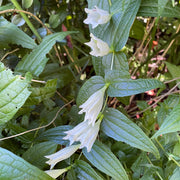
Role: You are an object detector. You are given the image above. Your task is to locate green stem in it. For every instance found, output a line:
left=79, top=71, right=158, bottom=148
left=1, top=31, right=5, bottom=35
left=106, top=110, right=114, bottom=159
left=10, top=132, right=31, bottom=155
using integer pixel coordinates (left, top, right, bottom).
left=11, top=0, right=42, bottom=42
left=110, top=52, right=115, bottom=70
left=155, top=138, right=180, bottom=167
left=108, top=0, right=112, bottom=6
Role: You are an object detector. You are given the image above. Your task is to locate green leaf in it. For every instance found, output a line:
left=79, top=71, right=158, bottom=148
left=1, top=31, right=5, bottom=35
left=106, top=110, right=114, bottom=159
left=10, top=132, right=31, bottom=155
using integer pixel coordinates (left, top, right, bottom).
left=129, top=19, right=145, bottom=40
left=22, top=141, right=58, bottom=169
left=22, top=0, right=33, bottom=9
left=36, top=125, right=72, bottom=145
left=158, top=0, right=169, bottom=16
left=15, top=31, right=75, bottom=76
left=152, top=104, right=180, bottom=138
left=102, top=108, right=160, bottom=159
left=0, top=16, right=36, bottom=49
left=138, top=0, right=180, bottom=18
left=76, top=76, right=105, bottom=106
left=0, top=62, right=31, bottom=125
left=169, top=167, right=180, bottom=180
left=83, top=141, right=129, bottom=180
left=75, top=160, right=104, bottom=180
left=0, top=147, right=54, bottom=180
left=165, top=62, right=180, bottom=88
left=102, top=52, right=130, bottom=76
left=26, top=79, right=57, bottom=105
left=106, top=77, right=164, bottom=97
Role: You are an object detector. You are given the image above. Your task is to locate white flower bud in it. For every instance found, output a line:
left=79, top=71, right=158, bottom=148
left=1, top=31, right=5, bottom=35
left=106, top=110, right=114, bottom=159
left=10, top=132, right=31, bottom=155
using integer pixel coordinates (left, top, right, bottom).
left=85, top=33, right=110, bottom=57
left=84, top=6, right=111, bottom=29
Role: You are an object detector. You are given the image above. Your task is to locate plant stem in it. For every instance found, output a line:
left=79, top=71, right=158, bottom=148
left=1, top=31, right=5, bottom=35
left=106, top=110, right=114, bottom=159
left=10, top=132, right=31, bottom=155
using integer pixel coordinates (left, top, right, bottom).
left=11, top=0, right=42, bottom=42
left=110, top=52, right=115, bottom=70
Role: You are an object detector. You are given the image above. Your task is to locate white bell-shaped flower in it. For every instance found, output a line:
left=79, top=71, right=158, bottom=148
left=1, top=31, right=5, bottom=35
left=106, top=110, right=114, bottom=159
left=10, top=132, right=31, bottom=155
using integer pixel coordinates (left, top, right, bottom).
left=84, top=6, right=111, bottom=29
left=78, top=85, right=107, bottom=126
left=45, top=144, right=80, bottom=169
left=85, top=33, right=110, bottom=57
left=63, top=120, right=101, bottom=152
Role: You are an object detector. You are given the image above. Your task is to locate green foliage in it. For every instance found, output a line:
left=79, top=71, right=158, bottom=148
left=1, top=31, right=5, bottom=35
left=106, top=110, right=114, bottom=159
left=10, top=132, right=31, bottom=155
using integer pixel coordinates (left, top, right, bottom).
left=102, top=108, right=160, bottom=158
left=0, top=16, right=36, bottom=48
left=1, top=0, right=180, bottom=179
left=0, top=62, right=31, bottom=125
left=0, top=147, right=54, bottom=180
left=75, top=160, right=104, bottom=180
left=83, top=141, right=129, bottom=180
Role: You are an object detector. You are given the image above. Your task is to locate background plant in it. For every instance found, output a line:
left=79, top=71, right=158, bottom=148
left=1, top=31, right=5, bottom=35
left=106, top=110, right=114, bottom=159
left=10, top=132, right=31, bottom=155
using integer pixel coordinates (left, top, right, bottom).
left=0, top=0, right=180, bottom=179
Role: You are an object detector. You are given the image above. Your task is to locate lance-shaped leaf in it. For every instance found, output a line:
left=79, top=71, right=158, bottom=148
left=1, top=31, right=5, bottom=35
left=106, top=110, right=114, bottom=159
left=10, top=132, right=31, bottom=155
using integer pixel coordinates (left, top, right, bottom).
left=75, top=160, right=104, bottom=180
left=158, top=0, right=169, bottom=16
left=0, top=147, right=54, bottom=180
left=83, top=141, right=129, bottom=180
left=152, top=104, right=180, bottom=138
left=0, top=62, right=31, bottom=125
left=138, top=0, right=180, bottom=18
left=106, top=76, right=164, bottom=97
left=102, top=108, right=160, bottom=159
left=15, top=31, right=75, bottom=76
left=0, top=16, right=36, bottom=49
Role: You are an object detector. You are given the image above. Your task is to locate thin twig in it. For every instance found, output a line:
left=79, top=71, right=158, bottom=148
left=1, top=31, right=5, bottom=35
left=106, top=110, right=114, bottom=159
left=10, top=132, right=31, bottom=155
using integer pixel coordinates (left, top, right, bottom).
left=0, top=48, right=19, bottom=62
left=130, top=82, right=180, bottom=116
left=0, top=99, right=74, bottom=141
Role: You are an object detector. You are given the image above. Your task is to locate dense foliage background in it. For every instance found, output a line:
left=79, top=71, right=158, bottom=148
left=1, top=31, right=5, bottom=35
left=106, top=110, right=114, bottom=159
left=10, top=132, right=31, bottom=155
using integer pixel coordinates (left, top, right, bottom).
left=1, top=0, right=180, bottom=179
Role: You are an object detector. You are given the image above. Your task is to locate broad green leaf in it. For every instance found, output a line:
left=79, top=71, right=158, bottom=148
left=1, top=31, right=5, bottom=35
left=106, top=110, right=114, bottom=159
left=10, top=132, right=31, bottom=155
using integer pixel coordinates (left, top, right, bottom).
left=0, top=62, right=31, bottom=125
left=75, top=160, right=104, bottom=180
left=169, top=167, right=180, bottom=180
left=22, top=141, right=58, bottom=169
left=76, top=76, right=105, bottom=106
left=15, top=31, right=75, bottom=76
left=36, top=125, right=72, bottom=145
left=102, top=108, right=160, bottom=159
left=165, top=62, right=180, bottom=88
left=106, top=77, right=164, bottom=97
left=158, top=0, right=169, bottom=16
left=22, top=0, right=33, bottom=8
left=0, top=16, right=36, bottom=49
left=93, top=52, right=129, bottom=77
left=103, top=52, right=130, bottom=77
left=0, top=147, right=54, bottom=180
left=26, top=79, right=57, bottom=105
left=138, top=0, right=180, bottom=18
left=83, top=141, right=129, bottom=180
left=152, top=104, right=180, bottom=138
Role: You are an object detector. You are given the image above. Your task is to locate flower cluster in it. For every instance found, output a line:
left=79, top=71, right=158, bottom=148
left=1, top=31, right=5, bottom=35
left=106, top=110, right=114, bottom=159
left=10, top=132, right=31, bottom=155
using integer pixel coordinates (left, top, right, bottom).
left=45, top=5, right=111, bottom=177
left=84, top=6, right=111, bottom=57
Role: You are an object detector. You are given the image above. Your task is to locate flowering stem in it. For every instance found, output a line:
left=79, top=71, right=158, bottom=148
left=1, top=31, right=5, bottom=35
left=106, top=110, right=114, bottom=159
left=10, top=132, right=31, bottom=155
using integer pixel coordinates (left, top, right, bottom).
left=108, top=0, right=112, bottom=6
left=110, top=52, right=115, bottom=70
left=10, top=0, right=42, bottom=42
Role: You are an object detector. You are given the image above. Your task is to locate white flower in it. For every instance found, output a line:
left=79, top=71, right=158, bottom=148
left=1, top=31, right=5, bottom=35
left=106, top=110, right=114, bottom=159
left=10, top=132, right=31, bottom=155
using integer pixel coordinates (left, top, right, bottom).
left=85, top=33, right=110, bottom=57
left=84, top=6, right=111, bottom=29
left=63, top=120, right=101, bottom=152
left=78, top=85, right=107, bottom=126
left=45, top=144, right=80, bottom=169
left=45, top=168, right=68, bottom=178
